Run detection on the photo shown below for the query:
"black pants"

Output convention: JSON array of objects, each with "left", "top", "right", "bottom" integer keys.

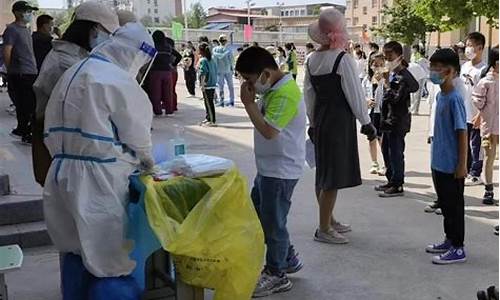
[
  {"left": 184, "top": 68, "right": 196, "bottom": 96},
  {"left": 202, "top": 89, "right": 215, "bottom": 123},
  {"left": 432, "top": 169, "right": 465, "bottom": 247},
  {"left": 292, "top": 74, "right": 297, "bottom": 81},
  {"left": 8, "top": 74, "right": 37, "bottom": 136},
  {"left": 381, "top": 131, "right": 406, "bottom": 186}
]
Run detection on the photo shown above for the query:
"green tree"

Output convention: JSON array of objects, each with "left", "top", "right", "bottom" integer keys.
[
  {"left": 188, "top": 2, "right": 207, "bottom": 29},
  {"left": 372, "top": 0, "right": 431, "bottom": 45},
  {"left": 469, "top": 0, "right": 499, "bottom": 27},
  {"left": 311, "top": 4, "right": 322, "bottom": 15},
  {"left": 414, "top": 0, "right": 474, "bottom": 33}
]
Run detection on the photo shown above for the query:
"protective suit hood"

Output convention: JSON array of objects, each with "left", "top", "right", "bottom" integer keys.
[{"left": 93, "top": 22, "right": 156, "bottom": 78}]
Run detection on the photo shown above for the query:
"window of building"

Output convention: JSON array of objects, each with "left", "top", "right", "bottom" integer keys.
[
  {"left": 290, "top": 10, "right": 294, "bottom": 16},
  {"left": 346, "top": 18, "right": 351, "bottom": 25},
  {"left": 346, "top": 0, "right": 351, "bottom": 8},
  {"left": 363, "top": 6, "right": 367, "bottom": 14},
  {"left": 353, "top": 0, "right": 359, "bottom": 8},
  {"left": 146, "top": 0, "right": 150, "bottom": 4},
  {"left": 147, "top": 8, "right": 151, "bottom": 13},
  {"left": 300, "top": 9, "right": 305, "bottom": 16},
  {"left": 372, "top": 0, "right": 377, "bottom": 8},
  {"left": 281, "top": 10, "right": 284, "bottom": 16},
  {"left": 285, "top": 10, "right": 289, "bottom": 16},
  {"left": 372, "top": 16, "right": 377, "bottom": 25},
  {"left": 154, "top": 17, "right": 159, "bottom": 23},
  {"left": 154, "top": 0, "right": 157, "bottom": 6},
  {"left": 353, "top": 17, "right": 358, "bottom": 25},
  {"left": 154, "top": 8, "right": 158, "bottom": 14}
]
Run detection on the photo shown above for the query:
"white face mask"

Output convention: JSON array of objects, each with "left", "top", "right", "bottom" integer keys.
[
  {"left": 89, "top": 28, "right": 110, "bottom": 49},
  {"left": 22, "top": 12, "right": 32, "bottom": 23},
  {"left": 254, "top": 73, "right": 271, "bottom": 95},
  {"left": 385, "top": 56, "right": 401, "bottom": 71},
  {"left": 465, "top": 46, "right": 476, "bottom": 60}
]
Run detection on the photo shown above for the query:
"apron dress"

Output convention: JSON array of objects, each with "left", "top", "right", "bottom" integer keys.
[{"left": 307, "top": 51, "right": 362, "bottom": 190}]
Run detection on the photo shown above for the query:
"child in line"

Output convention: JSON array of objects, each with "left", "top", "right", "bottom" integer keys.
[
  {"left": 362, "top": 53, "right": 386, "bottom": 175},
  {"left": 461, "top": 32, "right": 487, "bottom": 186},
  {"left": 236, "top": 46, "right": 305, "bottom": 297},
  {"left": 198, "top": 43, "right": 217, "bottom": 127},
  {"left": 472, "top": 46, "right": 499, "bottom": 205},
  {"left": 425, "top": 48, "right": 468, "bottom": 265},
  {"left": 375, "top": 41, "right": 419, "bottom": 197},
  {"left": 285, "top": 43, "right": 298, "bottom": 80}
]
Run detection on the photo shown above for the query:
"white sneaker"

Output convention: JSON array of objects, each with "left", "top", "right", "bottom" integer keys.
[
  {"left": 377, "top": 166, "right": 386, "bottom": 176},
  {"left": 314, "top": 228, "right": 349, "bottom": 244},
  {"left": 369, "top": 162, "right": 379, "bottom": 174},
  {"left": 332, "top": 221, "right": 352, "bottom": 233},
  {"left": 465, "top": 176, "right": 483, "bottom": 186}
]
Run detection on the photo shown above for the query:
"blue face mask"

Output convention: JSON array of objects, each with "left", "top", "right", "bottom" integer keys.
[
  {"left": 89, "top": 29, "right": 110, "bottom": 49},
  {"left": 22, "top": 12, "right": 32, "bottom": 23},
  {"left": 430, "top": 71, "right": 445, "bottom": 85}
]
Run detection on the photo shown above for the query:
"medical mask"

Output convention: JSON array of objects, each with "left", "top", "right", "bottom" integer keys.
[
  {"left": 385, "top": 56, "right": 401, "bottom": 71},
  {"left": 465, "top": 46, "right": 476, "bottom": 60},
  {"left": 89, "top": 29, "right": 110, "bottom": 49},
  {"left": 430, "top": 71, "right": 445, "bottom": 85},
  {"left": 254, "top": 73, "right": 271, "bottom": 95},
  {"left": 22, "top": 12, "right": 32, "bottom": 23},
  {"left": 371, "top": 66, "right": 384, "bottom": 73}
]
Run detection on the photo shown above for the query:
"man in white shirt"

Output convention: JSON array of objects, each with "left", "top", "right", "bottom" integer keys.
[{"left": 460, "top": 32, "right": 487, "bottom": 186}]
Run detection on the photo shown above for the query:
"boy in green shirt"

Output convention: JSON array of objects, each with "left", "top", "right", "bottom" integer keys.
[{"left": 236, "top": 46, "right": 306, "bottom": 297}]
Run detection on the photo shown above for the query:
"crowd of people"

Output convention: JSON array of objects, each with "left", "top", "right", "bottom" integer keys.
[{"left": 1, "top": 1, "right": 498, "bottom": 299}]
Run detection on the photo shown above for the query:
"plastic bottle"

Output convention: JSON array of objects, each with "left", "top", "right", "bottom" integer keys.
[{"left": 169, "top": 124, "right": 186, "bottom": 158}]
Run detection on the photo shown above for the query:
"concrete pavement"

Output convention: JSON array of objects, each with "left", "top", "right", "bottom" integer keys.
[{"left": 0, "top": 71, "right": 498, "bottom": 300}]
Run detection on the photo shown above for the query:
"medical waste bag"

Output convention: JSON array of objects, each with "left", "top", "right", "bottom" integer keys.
[{"left": 142, "top": 167, "right": 264, "bottom": 300}]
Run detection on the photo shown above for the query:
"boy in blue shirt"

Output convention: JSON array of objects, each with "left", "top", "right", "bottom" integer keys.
[{"left": 425, "top": 48, "right": 468, "bottom": 264}]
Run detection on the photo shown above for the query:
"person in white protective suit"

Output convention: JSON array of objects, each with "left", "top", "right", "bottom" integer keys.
[{"left": 43, "top": 22, "right": 157, "bottom": 278}]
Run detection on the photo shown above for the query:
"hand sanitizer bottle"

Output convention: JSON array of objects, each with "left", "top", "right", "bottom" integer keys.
[{"left": 170, "top": 124, "right": 186, "bottom": 157}]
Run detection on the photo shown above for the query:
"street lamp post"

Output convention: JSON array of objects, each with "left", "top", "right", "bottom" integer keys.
[
  {"left": 246, "top": 0, "right": 256, "bottom": 25},
  {"left": 277, "top": 2, "right": 284, "bottom": 45},
  {"left": 183, "top": 0, "right": 188, "bottom": 42}
]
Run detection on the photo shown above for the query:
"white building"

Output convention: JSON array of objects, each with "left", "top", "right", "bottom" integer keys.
[{"left": 132, "top": 0, "right": 182, "bottom": 25}]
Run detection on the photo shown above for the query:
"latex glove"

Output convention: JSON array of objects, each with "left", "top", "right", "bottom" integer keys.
[{"left": 360, "top": 123, "right": 377, "bottom": 141}]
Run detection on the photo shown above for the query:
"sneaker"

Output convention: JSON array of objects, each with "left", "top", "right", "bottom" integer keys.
[
  {"left": 432, "top": 247, "right": 466, "bottom": 265},
  {"left": 374, "top": 183, "right": 391, "bottom": 192},
  {"left": 435, "top": 208, "right": 443, "bottom": 215},
  {"left": 465, "top": 176, "right": 483, "bottom": 186},
  {"left": 199, "top": 119, "right": 209, "bottom": 126},
  {"left": 252, "top": 270, "right": 292, "bottom": 298},
  {"left": 313, "top": 228, "right": 349, "bottom": 244},
  {"left": 495, "top": 225, "right": 499, "bottom": 236},
  {"left": 204, "top": 122, "right": 217, "bottom": 127},
  {"left": 286, "top": 245, "right": 303, "bottom": 274},
  {"left": 424, "top": 201, "right": 439, "bottom": 213},
  {"left": 377, "top": 166, "right": 386, "bottom": 176},
  {"left": 483, "top": 191, "right": 494, "bottom": 205},
  {"left": 216, "top": 101, "right": 225, "bottom": 107},
  {"left": 369, "top": 162, "right": 379, "bottom": 174},
  {"left": 9, "top": 128, "right": 23, "bottom": 139},
  {"left": 426, "top": 239, "right": 452, "bottom": 254},
  {"left": 332, "top": 221, "right": 352, "bottom": 233},
  {"left": 379, "top": 186, "right": 404, "bottom": 198},
  {"left": 20, "top": 134, "right": 32, "bottom": 145}
]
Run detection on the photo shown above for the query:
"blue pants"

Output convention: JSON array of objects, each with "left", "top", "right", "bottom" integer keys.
[
  {"left": 251, "top": 174, "right": 298, "bottom": 274},
  {"left": 217, "top": 72, "right": 235, "bottom": 105},
  {"left": 382, "top": 131, "right": 406, "bottom": 186},
  {"left": 467, "top": 123, "right": 483, "bottom": 177}
]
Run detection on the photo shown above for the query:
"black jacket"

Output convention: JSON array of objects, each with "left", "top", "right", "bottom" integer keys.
[
  {"left": 32, "top": 31, "right": 53, "bottom": 71},
  {"left": 380, "top": 67, "right": 419, "bottom": 133}
]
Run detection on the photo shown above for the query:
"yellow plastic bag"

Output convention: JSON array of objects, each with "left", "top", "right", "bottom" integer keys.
[{"left": 142, "top": 168, "right": 264, "bottom": 300}]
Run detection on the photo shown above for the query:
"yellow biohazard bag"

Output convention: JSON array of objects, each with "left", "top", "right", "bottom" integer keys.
[{"left": 142, "top": 168, "right": 264, "bottom": 300}]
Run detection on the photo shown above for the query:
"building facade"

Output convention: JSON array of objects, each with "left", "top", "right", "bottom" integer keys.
[
  {"left": 254, "top": 2, "right": 345, "bottom": 33},
  {"left": 133, "top": 0, "right": 181, "bottom": 25},
  {"left": 344, "top": 0, "right": 392, "bottom": 43}
]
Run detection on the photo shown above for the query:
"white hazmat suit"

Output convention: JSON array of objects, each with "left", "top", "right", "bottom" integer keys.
[{"left": 43, "top": 22, "right": 156, "bottom": 277}]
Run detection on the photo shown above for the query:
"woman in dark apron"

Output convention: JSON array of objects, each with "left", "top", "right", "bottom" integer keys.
[{"left": 305, "top": 8, "right": 376, "bottom": 244}]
